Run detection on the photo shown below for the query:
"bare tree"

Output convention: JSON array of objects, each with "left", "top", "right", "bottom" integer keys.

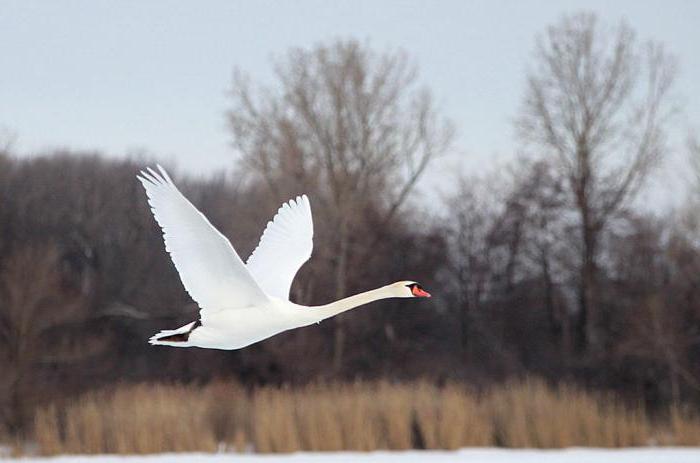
[
  {"left": 445, "top": 160, "right": 577, "bottom": 375},
  {"left": 0, "top": 243, "right": 87, "bottom": 434},
  {"left": 608, "top": 211, "right": 700, "bottom": 404},
  {"left": 228, "top": 39, "right": 454, "bottom": 371},
  {"left": 496, "top": 160, "right": 576, "bottom": 358},
  {"left": 445, "top": 176, "right": 499, "bottom": 358},
  {"left": 518, "top": 12, "right": 676, "bottom": 354}
]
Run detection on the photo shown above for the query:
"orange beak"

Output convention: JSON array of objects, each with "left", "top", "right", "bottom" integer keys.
[{"left": 412, "top": 286, "right": 431, "bottom": 298}]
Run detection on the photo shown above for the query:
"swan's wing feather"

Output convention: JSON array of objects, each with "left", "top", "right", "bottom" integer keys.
[
  {"left": 138, "top": 166, "right": 268, "bottom": 315},
  {"left": 246, "top": 195, "right": 313, "bottom": 300}
]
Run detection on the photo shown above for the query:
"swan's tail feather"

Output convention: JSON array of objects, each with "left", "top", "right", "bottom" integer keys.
[{"left": 149, "top": 320, "right": 201, "bottom": 347}]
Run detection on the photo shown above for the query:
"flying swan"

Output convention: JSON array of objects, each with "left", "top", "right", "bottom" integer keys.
[{"left": 138, "top": 165, "right": 431, "bottom": 350}]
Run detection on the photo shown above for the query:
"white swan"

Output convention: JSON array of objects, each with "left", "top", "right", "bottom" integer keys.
[{"left": 138, "top": 165, "right": 431, "bottom": 350}]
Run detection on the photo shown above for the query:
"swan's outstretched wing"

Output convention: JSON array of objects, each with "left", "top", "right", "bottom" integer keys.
[
  {"left": 246, "top": 195, "right": 313, "bottom": 300},
  {"left": 138, "top": 166, "right": 268, "bottom": 314}
]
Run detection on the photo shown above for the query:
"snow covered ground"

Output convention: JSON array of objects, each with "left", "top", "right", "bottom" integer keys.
[{"left": 4, "top": 448, "right": 700, "bottom": 462}]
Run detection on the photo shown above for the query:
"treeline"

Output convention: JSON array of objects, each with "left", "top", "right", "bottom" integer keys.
[
  {"left": 0, "top": 152, "right": 445, "bottom": 436},
  {"left": 1, "top": 12, "right": 699, "bottom": 440},
  {"left": 1, "top": 147, "right": 699, "bottom": 439}
]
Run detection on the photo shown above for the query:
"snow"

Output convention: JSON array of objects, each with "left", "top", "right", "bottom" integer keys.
[{"left": 4, "top": 448, "right": 700, "bottom": 462}]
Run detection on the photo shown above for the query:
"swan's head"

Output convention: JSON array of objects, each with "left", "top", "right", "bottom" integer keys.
[{"left": 390, "top": 281, "right": 431, "bottom": 298}]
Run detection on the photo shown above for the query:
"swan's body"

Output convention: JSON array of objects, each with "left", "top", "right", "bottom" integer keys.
[{"left": 138, "top": 166, "right": 431, "bottom": 350}]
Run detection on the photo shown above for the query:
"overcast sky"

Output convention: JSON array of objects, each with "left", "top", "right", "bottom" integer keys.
[{"left": 1, "top": 0, "right": 698, "bottom": 206}]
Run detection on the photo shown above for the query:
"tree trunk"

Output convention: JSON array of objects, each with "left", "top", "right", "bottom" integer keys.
[
  {"left": 542, "top": 248, "right": 556, "bottom": 337},
  {"left": 576, "top": 213, "right": 598, "bottom": 356},
  {"left": 459, "top": 285, "right": 470, "bottom": 359}
]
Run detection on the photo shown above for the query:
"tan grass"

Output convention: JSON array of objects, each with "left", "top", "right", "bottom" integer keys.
[
  {"left": 29, "top": 378, "right": 700, "bottom": 455},
  {"left": 666, "top": 405, "right": 700, "bottom": 445},
  {"left": 334, "top": 382, "right": 382, "bottom": 450},
  {"left": 32, "top": 404, "right": 62, "bottom": 455},
  {"left": 293, "top": 383, "right": 345, "bottom": 451},
  {"left": 486, "top": 379, "right": 655, "bottom": 448}
]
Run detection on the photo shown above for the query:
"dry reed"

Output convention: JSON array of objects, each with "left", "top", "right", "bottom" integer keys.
[{"left": 28, "top": 379, "right": 700, "bottom": 455}]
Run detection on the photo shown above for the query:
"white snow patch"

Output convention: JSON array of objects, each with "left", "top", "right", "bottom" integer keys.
[{"left": 3, "top": 448, "right": 700, "bottom": 462}]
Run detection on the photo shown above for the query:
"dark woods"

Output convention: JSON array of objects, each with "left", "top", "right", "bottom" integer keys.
[
  {"left": 0, "top": 152, "right": 447, "bottom": 436},
  {"left": 1, "top": 13, "right": 699, "bottom": 437}
]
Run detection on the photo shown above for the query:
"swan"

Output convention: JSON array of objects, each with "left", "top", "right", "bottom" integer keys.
[{"left": 138, "top": 165, "right": 431, "bottom": 350}]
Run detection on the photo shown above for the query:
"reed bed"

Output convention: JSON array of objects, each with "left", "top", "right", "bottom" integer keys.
[{"left": 29, "top": 379, "right": 700, "bottom": 455}]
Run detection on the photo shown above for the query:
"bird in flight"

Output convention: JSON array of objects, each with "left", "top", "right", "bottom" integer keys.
[{"left": 138, "top": 165, "right": 431, "bottom": 350}]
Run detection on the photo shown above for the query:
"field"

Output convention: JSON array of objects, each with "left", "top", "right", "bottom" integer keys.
[{"left": 6, "top": 379, "right": 696, "bottom": 457}]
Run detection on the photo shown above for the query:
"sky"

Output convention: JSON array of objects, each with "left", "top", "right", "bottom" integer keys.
[{"left": 1, "top": 0, "right": 699, "bottom": 206}]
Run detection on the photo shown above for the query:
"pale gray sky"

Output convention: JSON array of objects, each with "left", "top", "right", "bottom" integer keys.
[{"left": 1, "top": 0, "right": 698, "bottom": 205}]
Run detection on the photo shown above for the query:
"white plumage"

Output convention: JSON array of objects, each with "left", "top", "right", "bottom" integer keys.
[
  {"left": 246, "top": 195, "right": 313, "bottom": 300},
  {"left": 138, "top": 165, "right": 431, "bottom": 350}
]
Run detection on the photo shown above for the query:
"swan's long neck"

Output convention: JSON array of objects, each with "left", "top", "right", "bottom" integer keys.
[{"left": 310, "top": 286, "right": 397, "bottom": 321}]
